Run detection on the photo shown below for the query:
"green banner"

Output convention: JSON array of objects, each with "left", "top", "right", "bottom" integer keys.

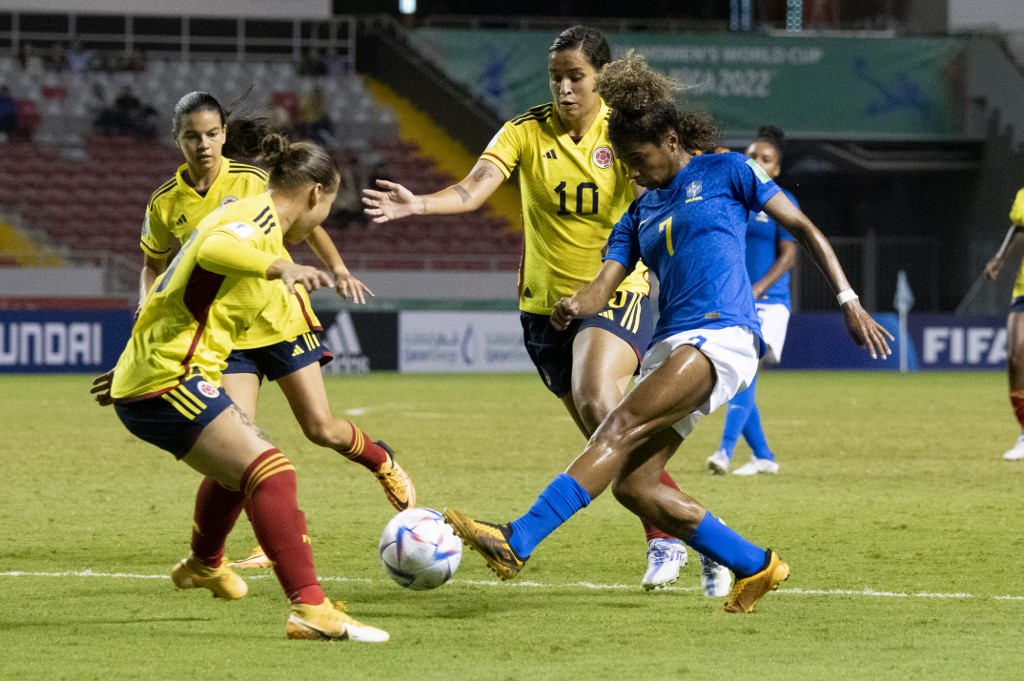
[{"left": 409, "top": 28, "right": 967, "bottom": 140}]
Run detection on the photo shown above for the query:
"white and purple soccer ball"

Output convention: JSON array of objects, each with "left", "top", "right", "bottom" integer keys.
[{"left": 379, "top": 508, "right": 462, "bottom": 590}]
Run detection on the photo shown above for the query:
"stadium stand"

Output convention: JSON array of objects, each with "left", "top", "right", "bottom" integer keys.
[{"left": 0, "top": 55, "right": 521, "bottom": 284}]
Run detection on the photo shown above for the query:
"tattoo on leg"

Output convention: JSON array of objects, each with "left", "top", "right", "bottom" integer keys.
[
  {"left": 453, "top": 185, "right": 472, "bottom": 203},
  {"left": 231, "top": 404, "right": 271, "bottom": 443}
]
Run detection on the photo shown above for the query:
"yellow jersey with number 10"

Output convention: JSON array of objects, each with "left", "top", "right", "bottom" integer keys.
[
  {"left": 141, "top": 156, "right": 320, "bottom": 349},
  {"left": 481, "top": 99, "right": 650, "bottom": 316}
]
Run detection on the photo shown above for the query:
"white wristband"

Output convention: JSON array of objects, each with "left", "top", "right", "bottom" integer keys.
[{"left": 837, "top": 289, "right": 858, "bottom": 306}]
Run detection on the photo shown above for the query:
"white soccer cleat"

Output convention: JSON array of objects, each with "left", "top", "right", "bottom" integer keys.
[
  {"left": 732, "top": 458, "right": 780, "bottom": 476},
  {"left": 642, "top": 538, "right": 686, "bottom": 591},
  {"left": 1003, "top": 435, "right": 1024, "bottom": 461},
  {"left": 707, "top": 449, "right": 730, "bottom": 475},
  {"left": 700, "top": 553, "right": 733, "bottom": 597}
]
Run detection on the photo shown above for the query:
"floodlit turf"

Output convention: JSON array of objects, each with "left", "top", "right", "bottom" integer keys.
[{"left": 2, "top": 370, "right": 1024, "bottom": 679}]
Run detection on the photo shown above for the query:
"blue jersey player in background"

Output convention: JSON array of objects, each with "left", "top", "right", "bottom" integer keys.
[
  {"left": 442, "top": 52, "right": 892, "bottom": 615},
  {"left": 708, "top": 126, "right": 798, "bottom": 478}
]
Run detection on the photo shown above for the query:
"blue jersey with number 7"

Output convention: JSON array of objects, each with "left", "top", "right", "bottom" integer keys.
[{"left": 605, "top": 152, "right": 780, "bottom": 345}]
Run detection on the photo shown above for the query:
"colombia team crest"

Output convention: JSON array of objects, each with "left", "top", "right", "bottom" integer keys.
[
  {"left": 592, "top": 146, "right": 614, "bottom": 169},
  {"left": 196, "top": 381, "right": 220, "bottom": 399},
  {"left": 220, "top": 195, "right": 239, "bottom": 206}
]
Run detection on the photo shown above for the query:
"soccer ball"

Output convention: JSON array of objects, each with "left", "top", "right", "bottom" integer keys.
[{"left": 379, "top": 508, "right": 462, "bottom": 590}]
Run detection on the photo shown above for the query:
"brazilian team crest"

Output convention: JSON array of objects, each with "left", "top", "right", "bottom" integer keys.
[{"left": 592, "top": 146, "right": 614, "bottom": 169}]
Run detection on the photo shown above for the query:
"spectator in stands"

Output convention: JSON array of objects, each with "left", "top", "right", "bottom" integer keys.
[
  {"left": 19, "top": 43, "right": 46, "bottom": 75},
  {"left": 0, "top": 85, "right": 17, "bottom": 141},
  {"left": 297, "top": 86, "right": 334, "bottom": 142},
  {"left": 98, "top": 85, "right": 157, "bottom": 137},
  {"left": 363, "top": 26, "right": 698, "bottom": 592},
  {"left": 62, "top": 40, "right": 93, "bottom": 73},
  {"left": 298, "top": 48, "right": 327, "bottom": 76},
  {"left": 332, "top": 149, "right": 365, "bottom": 225},
  {"left": 323, "top": 48, "right": 349, "bottom": 79}
]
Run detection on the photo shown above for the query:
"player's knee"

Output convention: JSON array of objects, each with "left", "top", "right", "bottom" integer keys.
[
  {"left": 573, "top": 393, "right": 617, "bottom": 433},
  {"left": 610, "top": 476, "right": 644, "bottom": 513},
  {"left": 299, "top": 414, "right": 343, "bottom": 447}
]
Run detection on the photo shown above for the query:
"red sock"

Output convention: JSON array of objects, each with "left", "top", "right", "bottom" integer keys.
[
  {"left": 190, "top": 476, "right": 245, "bottom": 568},
  {"left": 1011, "top": 389, "right": 1024, "bottom": 430},
  {"left": 339, "top": 421, "right": 388, "bottom": 471},
  {"left": 241, "top": 449, "right": 324, "bottom": 605},
  {"left": 644, "top": 470, "right": 683, "bottom": 542}
]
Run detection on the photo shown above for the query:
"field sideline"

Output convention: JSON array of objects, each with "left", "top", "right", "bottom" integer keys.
[{"left": 2, "top": 371, "right": 1023, "bottom": 680}]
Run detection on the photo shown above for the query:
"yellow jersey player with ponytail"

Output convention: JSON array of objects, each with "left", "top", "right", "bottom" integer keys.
[
  {"left": 97, "top": 91, "right": 415, "bottom": 571},
  {"left": 95, "top": 136, "right": 390, "bottom": 641},
  {"left": 363, "top": 26, "right": 711, "bottom": 591}
]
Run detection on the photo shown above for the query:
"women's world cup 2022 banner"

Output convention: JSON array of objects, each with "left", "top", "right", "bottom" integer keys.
[{"left": 409, "top": 28, "right": 968, "bottom": 140}]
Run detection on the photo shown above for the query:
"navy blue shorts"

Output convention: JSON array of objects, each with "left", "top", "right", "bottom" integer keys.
[
  {"left": 114, "top": 375, "right": 235, "bottom": 459},
  {"left": 1011, "top": 296, "right": 1024, "bottom": 313},
  {"left": 224, "top": 331, "right": 333, "bottom": 382},
  {"left": 522, "top": 290, "right": 654, "bottom": 397}
]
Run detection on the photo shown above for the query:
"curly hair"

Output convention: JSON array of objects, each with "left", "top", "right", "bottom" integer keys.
[{"left": 595, "top": 50, "right": 718, "bottom": 152}]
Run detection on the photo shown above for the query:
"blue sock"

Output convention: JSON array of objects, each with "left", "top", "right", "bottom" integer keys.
[
  {"left": 742, "top": 403, "right": 775, "bottom": 461},
  {"left": 685, "top": 512, "right": 766, "bottom": 578},
  {"left": 718, "top": 378, "right": 757, "bottom": 458},
  {"left": 508, "top": 473, "right": 591, "bottom": 558}
]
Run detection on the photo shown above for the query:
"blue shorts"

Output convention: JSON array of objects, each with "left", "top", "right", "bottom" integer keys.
[
  {"left": 114, "top": 375, "right": 235, "bottom": 459},
  {"left": 1011, "top": 296, "right": 1024, "bottom": 313},
  {"left": 224, "top": 332, "right": 333, "bottom": 382},
  {"left": 522, "top": 290, "right": 654, "bottom": 397}
]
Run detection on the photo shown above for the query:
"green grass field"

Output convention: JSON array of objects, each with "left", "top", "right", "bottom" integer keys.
[{"left": 3, "top": 371, "right": 1024, "bottom": 680}]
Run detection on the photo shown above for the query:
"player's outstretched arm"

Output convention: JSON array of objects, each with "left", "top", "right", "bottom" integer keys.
[
  {"left": 763, "top": 192, "right": 893, "bottom": 360},
  {"left": 362, "top": 159, "right": 504, "bottom": 224},
  {"left": 302, "top": 226, "right": 373, "bottom": 303},
  {"left": 551, "top": 261, "right": 628, "bottom": 332}
]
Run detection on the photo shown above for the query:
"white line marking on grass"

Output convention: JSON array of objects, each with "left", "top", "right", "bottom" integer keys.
[
  {"left": 0, "top": 571, "right": 1013, "bottom": 602},
  {"left": 343, "top": 407, "right": 370, "bottom": 416}
]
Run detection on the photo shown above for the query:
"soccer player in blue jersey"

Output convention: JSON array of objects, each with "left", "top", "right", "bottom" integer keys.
[
  {"left": 707, "top": 126, "right": 797, "bottom": 479},
  {"left": 443, "top": 52, "right": 892, "bottom": 614}
]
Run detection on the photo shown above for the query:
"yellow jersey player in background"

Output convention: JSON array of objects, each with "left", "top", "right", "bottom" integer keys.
[
  {"left": 984, "top": 188, "right": 1024, "bottom": 460},
  {"left": 363, "top": 26, "right": 714, "bottom": 591},
  {"left": 108, "top": 91, "right": 415, "bottom": 569},
  {"left": 92, "top": 135, "right": 389, "bottom": 642}
]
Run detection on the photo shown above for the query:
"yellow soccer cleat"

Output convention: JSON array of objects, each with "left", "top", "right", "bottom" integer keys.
[
  {"left": 171, "top": 556, "right": 248, "bottom": 600},
  {"left": 723, "top": 550, "right": 790, "bottom": 614},
  {"left": 228, "top": 546, "right": 274, "bottom": 570},
  {"left": 286, "top": 600, "right": 390, "bottom": 642},
  {"left": 442, "top": 507, "right": 525, "bottom": 580},
  {"left": 374, "top": 441, "right": 417, "bottom": 511}
]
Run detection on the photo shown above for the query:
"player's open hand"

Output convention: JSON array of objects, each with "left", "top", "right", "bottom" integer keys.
[
  {"left": 362, "top": 179, "right": 418, "bottom": 224},
  {"left": 91, "top": 369, "right": 114, "bottom": 406},
  {"left": 841, "top": 301, "right": 894, "bottom": 360},
  {"left": 333, "top": 266, "right": 374, "bottom": 304}
]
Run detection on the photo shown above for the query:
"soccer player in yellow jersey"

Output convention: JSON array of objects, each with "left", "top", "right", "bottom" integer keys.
[
  {"left": 94, "top": 136, "right": 388, "bottom": 641},
  {"left": 984, "top": 187, "right": 1024, "bottom": 459},
  {"left": 363, "top": 26, "right": 696, "bottom": 590},
  {"left": 123, "top": 92, "right": 415, "bottom": 568}
]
